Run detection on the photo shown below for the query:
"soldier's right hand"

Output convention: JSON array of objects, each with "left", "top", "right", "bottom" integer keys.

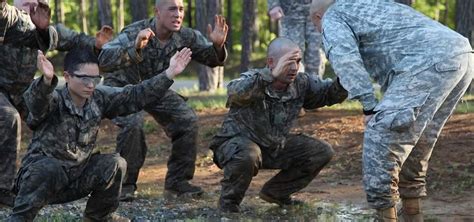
[
  {"left": 268, "top": 6, "right": 284, "bottom": 21},
  {"left": 165, "top": 48, "right": 192, "bottom": 79},
  {"left": 271, "top": 49, "right": 300, "bottom": 78},
  {"left": 135, "top": 28, "right": 155, "bottom": 50},
  {"left": 30, "top": 2, "right": 51, "bottom": 30},
  {"left": 37, "top": 50, "right": 55, "bottom": 85}
]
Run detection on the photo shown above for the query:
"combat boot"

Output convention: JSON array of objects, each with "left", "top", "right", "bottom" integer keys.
[
  {"left": 163, "top": 181, "right": 204, "bottom": 198},
  {"left": 259, "top": 191, "right": 305, "bottom": 207},
  {"left": 119, "top": 184, "right": 137, "bottom": 202},
  {"left": 399, "top": 198, "right": 423, "bottom": 222},
  {"left": 376, "top": 207, "right": 397, "bottom": 222}
]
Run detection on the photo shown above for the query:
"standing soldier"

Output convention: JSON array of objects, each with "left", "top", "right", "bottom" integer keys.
[
  {"left": 99, "top": 0, "right": 228, "bottom": 200},
  {"left": 267, "top": 0, "right": 325, "bottom": 78},
  {"left": 210, "top": 38, "right": 347, "bottom": 213},
  {"left": 0, "top": 0, "right": 57, "bottom": 207},
  {"left": 311, "top": 0, "right": 473, "bottom": 221},
  {"left": 9, "top": 47, "right": 192, "bottom": 222}
]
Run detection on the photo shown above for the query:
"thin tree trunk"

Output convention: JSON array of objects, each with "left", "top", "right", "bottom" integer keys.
[
  {"left": 187, "top": 0, "right": 193, "bottom": 27},
  {"left": 54, "top": 0, "right": 64, "bottom": 24},
  {"left": 98, "top": 0, "right": 113, "bottom": 27},
  {"left": 117, "top": 0, "right": 124, "bottom": 31},
  {"left": 226, "top": 0, "right": 232, "bottom": 53},
  {"left": 131, "top": 0, "right": 149, "bottom": 22},
  {"left": 79, "top": 0, "right": 88, "bottom": 33},
  {"left": 455, "top": 0, "right": 474, "bottom": 93},
  {"left": 240, "top": 0, "right": 256, "bottom": 73}
]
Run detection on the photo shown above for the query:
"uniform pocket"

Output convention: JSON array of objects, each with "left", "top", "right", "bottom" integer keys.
[{"left": 435, "top": 58, "right": 462, "bottom": 73}]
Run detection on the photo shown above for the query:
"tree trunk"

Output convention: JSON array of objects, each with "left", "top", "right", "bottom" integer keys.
[
  {"left": 455, "top": 0, "right": 474, "bottom": 93},
  {"left": 240, "top": 0, "right": 256, "bottom": 73},
  {"left": 251, "top": 3, "right": 259, "bottom": 52},
  {"left": 187, "top": 0, "right": 193, "bottom": 27},
  {"left": 54, "top": 0, "right": 64, "bottom": 24},
  {"left": 98, "top": 0, "right": 113, "bottom": 27},
  {"left": 80, "top": 0, "right": 88, "bottom": 33},
  {"left": 195, "top": 0, "right": 225, "bottom": 92},
  {"left": 117, "top": 0, "right": 125, "bottom": 31},
  {"left": 131, "top": 0, "right": 149, "bottom": 22},
  {"left": 395, "top": 0, "right": 414, "bottom": 6},
  {"left": 226, "top": 0, "right": 232, "bottom": 53}
]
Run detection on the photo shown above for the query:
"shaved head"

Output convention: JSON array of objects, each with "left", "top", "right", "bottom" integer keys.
[
  {"left": 267, "top": 37, "right": 299, "bottom": 59},
  {"left": 155, "top": 0, "right": 177, "bottom": 7}
]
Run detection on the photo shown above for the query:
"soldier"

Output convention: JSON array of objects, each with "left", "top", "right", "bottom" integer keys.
[
  {"left": 8, "top": 47, "right": 192, "bottom": 222},
  {"left": 310, "top": 0, "right": 474, "bottom": 221},
  {"left": 0, "top": 0, "right": 56, "bottom": 207},
  {"left": 210, "top": 37, "right": 347, "bottom": 213},
  {"left": 267, "top": 0, "right": 325, "bottom": 78},
  {"left": 98, "top": 0, "right": 228, "bottom": 200},
  {"left": 0, "top": 0, "right": 113, "bottom": 208}
]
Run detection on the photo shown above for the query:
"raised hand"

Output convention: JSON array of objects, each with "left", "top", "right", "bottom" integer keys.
[
  {"left": 165, "top": 47, "right": 192, "bottom": 79},
  {"left": 30, "top": 3, "right": 51, "bottom": 30},
  {"left": 37, "top": 50, "right": 55, "bottom": 85},
  {"left": 271, "top": 49, "right": 300, "bottom": 78},
  {"left": 207, "top": 15, "right": 228, "bottom": 49},
  {"left": 95, "top": 25, "right": 114, "bottom": 49},
  {"left": 135, "top": 28, "right": 155, "bottom": 50},
  {"left": 268, "top": 6, "right": 284, "bottom": 21}
]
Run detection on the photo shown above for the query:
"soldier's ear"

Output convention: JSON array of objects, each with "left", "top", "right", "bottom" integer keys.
[
  {"left": 64, "top": 71, "right": 70, "bottom": 82},
  {"left": 154, "top": 6, "right": 160, "bottom": 17},
  {"left": 267, "top": 57, "right": 275, "bottom": 69}
]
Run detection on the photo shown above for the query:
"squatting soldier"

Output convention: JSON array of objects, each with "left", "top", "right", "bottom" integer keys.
[
  {"left": 0, "top": 0, "right": 113, "bottom": 208},
  {"left": 210, "top": 38, "right": 347, "bottom": 213},
  {"left": 267, "top": 0, "right": 325, "bottom": 78},
  {"left": 311, "top": 0, "right": 474, "bottom": 221},
  {"left": 0, "top": 0, "right": 57, "bottom": 207},
  {"left": 8, "top": 47, "right": 193, "bottom": 222},
  {"left": 98, "top": 0, "right": 228, "bottom": 200}
]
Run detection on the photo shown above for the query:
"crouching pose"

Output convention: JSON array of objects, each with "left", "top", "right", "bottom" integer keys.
[
  {"left": 210, "top": 37, "right": 348, "bottom": 213},
  {"left": 8, "top": 47, "right": 192, "bottom": 222}
]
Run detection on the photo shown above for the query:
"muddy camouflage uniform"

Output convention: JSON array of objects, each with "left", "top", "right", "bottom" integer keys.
[
  {"left": 322, "top": 0, "right": 474, "bottom": 209},
  {"left": 267, "top": 0, "right": 324, "bottom": 77},
  {"left": 0, "top": 2, "right": 57, "bottom": 201},
  {"left": 9, "top": 72, "right": 174, "bottom": 221},
  {"left": 98, "top": 17, "right": 226, "bottom": 193},
  {"left": 210, "top": 68, "right": 347, "bottom": 209}
]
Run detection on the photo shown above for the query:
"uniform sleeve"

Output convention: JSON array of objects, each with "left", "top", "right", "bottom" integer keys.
[
  {"left": 322, "top": 12, "right": 378, "bottom": 111},
  {"left": 23, "top": 76, "right": 59, "bottom": 128},
  {"left": 227, "top": 69, "right": 272, "bottom": 107},
  {"left": 54, "top": 23, "right": 96, "bottom": 53},
  {"left": 303, "top": 74, "right": 347, "bottom": 109},
  {"left": 0, "top": 3, "right": 36, "bottom": 42},
  {"left": 98, "top": 31, "right": 142, "bottom": 72},
  {"left": 267, "top": 0, "right": 281, "bottom": 11},
  {"left": 98, "top": 73, "right": 173, "bottom": 119},
  {"left": 188, "top": 29, "right": 227, "bottom": 67}
]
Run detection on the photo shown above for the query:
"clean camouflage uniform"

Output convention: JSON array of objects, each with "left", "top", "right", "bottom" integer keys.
[
  {"left": 267, "top": 0, "right": 325, "bottom": 77},
  {"left": 9, "top": 71, "right": 175, "bottom": 221},
  {"left": 321, "top": 0, "right": 474, "bottom": 209},
  {"left": 210, "top": 68, "right": 347, "bottom": 209},
  {"left": 98, "top": 17, "right": 226, "bottom": 193},
  {"left": 0, "top": 2, "right": 57, "bottom": 203}
]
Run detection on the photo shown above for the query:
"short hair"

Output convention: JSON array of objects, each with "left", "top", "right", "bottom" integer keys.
[
  {"left": 64, "top": 48, "right": 99, "bottom": 74},
  {"left": 267, "top": 37, "right": 299, "bottom": 59}
]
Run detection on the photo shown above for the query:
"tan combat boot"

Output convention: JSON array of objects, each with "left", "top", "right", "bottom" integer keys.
[
  {"left": 399, "top": 198, "right": 423, "bottom": 222},
  {"left": 376, "top": 207, "right": 397, "bottom": 222}
]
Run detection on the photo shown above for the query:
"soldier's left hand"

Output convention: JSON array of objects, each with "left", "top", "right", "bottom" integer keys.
[
  {"left": 95, "top": 25, "right": 114, "bottom": 49},
  {"left": 208, "top": 15, "right": 228, "bottom": 49},
  {"left": 30, "top": 2, "right": 51, "bottom": 30}
]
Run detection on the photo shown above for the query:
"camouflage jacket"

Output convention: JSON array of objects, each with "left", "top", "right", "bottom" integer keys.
[
  {"left": 55, "top": 23, "right": 96, "bottom": 53},
  {"left": 267, "top": 0, "right": 313, "bottom": 20},
  {"left": 210, "top": 68, "right": 347, "bottom": 154},
  {"left": 322, "top": 0, "right": 473, "bottom": 111},
  {"left": 21, "top": 73, "right": 173, "bottom": 179},
  {"left": 99, "top": 17, "right": 226, "bottom": 84}
]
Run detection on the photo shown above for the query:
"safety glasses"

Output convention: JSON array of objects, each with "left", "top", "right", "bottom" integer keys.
[{"left": 69, "top": 72, "right": 102, "bottom": 86}]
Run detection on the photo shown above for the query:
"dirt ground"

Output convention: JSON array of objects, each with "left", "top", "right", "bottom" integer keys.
[
  {"left": 1, "top": 109, "right": 472, "bottom": 221},
  {"left": 95, "top": 109, "right": 474, "bottom": 220}
]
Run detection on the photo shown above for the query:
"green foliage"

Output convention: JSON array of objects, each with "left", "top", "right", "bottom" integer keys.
[{"left": 413, "top": 0, "right": 456, "bottom": 29}]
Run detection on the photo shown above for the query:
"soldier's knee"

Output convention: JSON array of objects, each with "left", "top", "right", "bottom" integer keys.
[
  {"left": 308, "top": 140, "right": 334, "bottom": 164},
  {"left": 229, "top": 144, "right": 260, "bottom": 175},
  {"left": 27, "top": 158, "right": 64, "bottom": 180}
]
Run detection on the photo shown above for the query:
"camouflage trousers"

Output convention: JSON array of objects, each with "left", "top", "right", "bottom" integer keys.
[
  {"left": 8, "top": 153, "right": 126, "bottom": 222},
  {"left": 363, "top": 52, "right": 474, "bottom": 209},
  {"left": 112, "top": 89, "right": 198, "bottom": 190},
  {"left": 0, "top": 92, "right": 23, "bottom": 191},
  {"left": 280, "top": 16, "right": 325, "bottom": 77},
  {"left": 213, "top": 134, "right": 334, "bottom": 207}
]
